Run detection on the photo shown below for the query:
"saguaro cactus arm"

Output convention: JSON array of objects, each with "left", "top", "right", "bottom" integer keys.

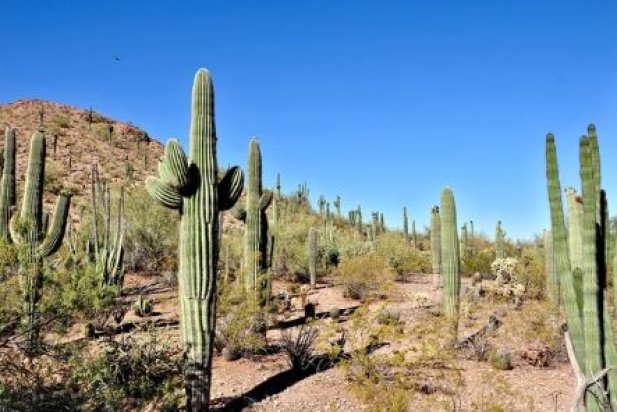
[{"left": 37, "top": 192, "right": 72, "bottom": 257}]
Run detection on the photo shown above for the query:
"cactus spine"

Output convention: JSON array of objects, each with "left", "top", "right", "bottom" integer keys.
[
  {"left": 546, "top": 130, "right": 617, "bottom": 411},
  {"left": 431, "top": 206, "right": 441, "bottom": 288},
  {"left": 146, "top": 69, "right": 244, "bottom": 411},
  {"left": 495, "top": 221, "right": 505, "bottom": 259},
  {"left": 440, "top": 188, "right": 460, "bottom": 337},
  {"left": 308, "top": 227, "right": 317, "bottom": 287},
  {"left": 10, "top": 131, "right": 71, "bottom": 353},
  {"left": 0, "top": 128, "right": 16, "bottom": 240}
]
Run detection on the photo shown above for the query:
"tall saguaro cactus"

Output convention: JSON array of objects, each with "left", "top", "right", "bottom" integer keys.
[
  {"left": 10, "top": 131, "right": 71, "bottom": 353},
  {"left": 440, "top": 188, "right": 460, "bottom": 339},
  {"left": 146, "top": 69, "right": 244, "bottom": 411},
  {"left": 234, "top": 139, "right": 273, "bottom": 301},
  {"left": 566, "top": 187, "right": 583, "bottom": 272},
  {"left": 308, "top": 227, "right": 318, "bottom": 287},
  {"left": 495, "top": 221, "right": 505, "bottom": 259},
  {"left": 546, "top": 129, "right": 617, "bottom": 411},
  {"left": 402, "top": 206, "right": 409, "bottom": 241},
  {"left": 0, "top": 127, "right": 16, "bottom": 240},
  {"left": 431, "top": 206, "right": 441, "bottom": 288}
]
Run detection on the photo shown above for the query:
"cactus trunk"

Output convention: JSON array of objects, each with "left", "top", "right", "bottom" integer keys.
[
  {"left": 146, "top": 69, "right": 243, "bottom": 411},
  {"left": 431, "top": 206, "right": 441, "bottom": 288},
  {"left": 308, "top": 227, "right": 317, "bottom": 287},
  {"left": 0, "top": 128, "right": 16, "bottom": 240},
  {"left": 440, "top": 188, "right": 460, "bottom": 338}
]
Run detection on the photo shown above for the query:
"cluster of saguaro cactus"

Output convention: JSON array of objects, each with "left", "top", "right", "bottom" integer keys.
[
  {"left": 430, "top": 205, "right": 441, "bottom": 287},
  {"left": 546, "top": 126, "right": 617, "bottom": 410},
  {"left": 89, "top": 164, "right": 126, "bottom": 287},
  {"left": 0, "top": 128, "right": 16, "bottom": 240},
  {"left": 318, "top": 195, "right": 326, "bottom": 216},
  {"left": 308, "top": 227, "right": 318, "bottom": 286},
  {"left": 233, "top": 139, "right": 273, "bottom": 304},
  {"left": 9, "top": 131, "right": 71, "bottom": 353},
  {"left": 440, "top": 188, "right": 460, "bottom": 339},
  {"left": 146, "top": 69, "right": 244, "bottom": 411},
  {"left": 495, "top": 221, "right": 505, "bottom": 259}
]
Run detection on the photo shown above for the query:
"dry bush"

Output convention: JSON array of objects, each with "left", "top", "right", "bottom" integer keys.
[
  {"left": 280, "top": 324, "right": 319, "bottom": 370},
  {"left": 336, "top": 254, "right": 388, "bottom": 300}
]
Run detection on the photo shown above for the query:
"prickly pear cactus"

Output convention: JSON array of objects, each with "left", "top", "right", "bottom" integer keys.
[{"left": 146, "top": 69, "right": 244, "bottom": 411}]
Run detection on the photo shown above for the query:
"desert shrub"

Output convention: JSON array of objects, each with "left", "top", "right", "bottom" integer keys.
[
  {"left": 123, "top": 187, "right": 178, "bottom": 275},
  {"left": 337, "top": 254, "right": 387, "bottom": 300},
  {"left": 215, "top": 283, "right": 267, "bottom": 355},
  {"left": 41, "top": 263, "right": 117, "bottom": 321},
  {"left": 462, "top": 247, "right": 494, "bottom": 277},
  {"left": 374, "top": 232, "right": 431, "bottom": 275},
  {"left": 70, "top": 330, "right": 182, "bottom": 411},
  {"left": 516, "top": 246, "right": 546, "bottom": 299},
  {"left": 0, "top": 240, "right": 19, "bottom": 281},
  {"left": 489, "top": 347, "right": 513, "bottom": 370},
  {"left": 0, "top": 275, "right": 21, "bottom": 326}
]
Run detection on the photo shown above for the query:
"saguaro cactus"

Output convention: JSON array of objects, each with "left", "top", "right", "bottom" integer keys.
[
  {"left": 440, "top": 188, "right": 460, "bottom": 338},
  {"left": 402, "top": 206, "right": 409, "bottom": 241},
  {"left": 431, "top": 206, "right": 441, "bottom": 288},
  {"left": 543, "top": 229, "right": 559, "bottom": 306},
  {"left": 566, "top": 187, "right": 583, "bottom": 272},
  {"left": 546, "top": 129, "right": 617, "bottom": 411},
  {"left": 10, "top": 131, "right": 71, "bottom": 353},
  {"left": 308, "top": 227, "right": 318, "bottom": 287},
  {"left": 234, "top": 139, "right": 273, "bottom": 301},
  {"left": 0, "top": 128, "right": 16, "bottom": 240},
  {"left": 495, "top": 221, "right": 505, "bottom": 259},
  {"left": 334, "top": 195, "right": 341, "bottom": 218},
  {"left": 146, "top": 69, "right": 244, "bottom": 411}
]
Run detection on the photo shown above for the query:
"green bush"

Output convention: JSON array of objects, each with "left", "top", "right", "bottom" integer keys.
[{"left": 70, "top": 330, "right": 182, "bottom": 411}]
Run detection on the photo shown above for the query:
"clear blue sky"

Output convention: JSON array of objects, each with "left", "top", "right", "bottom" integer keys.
[{"left": 3, "top": 1, "right": 617, "bottom": 240}]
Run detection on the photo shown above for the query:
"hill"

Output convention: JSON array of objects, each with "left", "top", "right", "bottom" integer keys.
[{"left": 0, "top": 99, "right": 164, "bottom": 219}]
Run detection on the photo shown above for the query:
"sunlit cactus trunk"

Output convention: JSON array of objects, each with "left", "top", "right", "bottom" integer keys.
[
  {"left": 308, "top": 227, "right": 317, "bottom": 287},
  {"left": 430, "top": 206, "right": 441, "bottom": 288},
  {"left": 546, "top": 129, "right": 617, "bottom": 411},
  {"left": 146, "top": 69, "right": 243, "bottom": 411},
  {"left": 440, "top": 188, "right": 460, "bottom": 338},
  {"left": 402, "top": 206, "right": 409, "bottom": 242},
  {"left": 9, "top": 131, "right": 71, "bottom": 354},
  {"left": 495, "top": 221, "right": 505, "bottom": 259},
  {"left": 0, "top": 127, "right": 16, "bottom": 240}
]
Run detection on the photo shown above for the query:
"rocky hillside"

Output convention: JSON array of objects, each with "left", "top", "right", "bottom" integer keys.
[{"left": 0, "top": 99, "right": 164, "bottom": 219}]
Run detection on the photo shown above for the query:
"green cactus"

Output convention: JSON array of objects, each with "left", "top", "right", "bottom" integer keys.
[
  {"left": 146, "top": 69, "right": 244, "bottom": 411},
  {"left": 356, "top": 205, "right": 362, "bottom": 233},
  {"left": 371, "top": 212, "right": 379, "bottom": 237},
  {"left": 334, "top": 195, "right": 341, "bottom": 218},
  {"left": 276, "top": 172, "right": 281, "bottom": 198},
  {"left": 440, "top": 188, "right": 460, "bottom": 338},
  {"left": 308, "top": 227, "right": 318, "bottom": 287},
  {"left": 380, "top": 213, "right": 385, "bottom": 232},
  {"left": 566, "top": 188, "right": 583, "bottom": 272},
  {"left": 402, "top": 207, "right": 409, "bottom": 241},
  {"left": 412, "top": 219, "right": 417, "bottom": 248},
  {"left": 469, "top": 220, "right": 474, "bottom": 242},
  {"left": 9, "top": 131, "right": 71, "bottom": 354},
  {"left": 543, "top": 229, "right": 559, "bottom": 306},
  {"left": 318, "top": 195, "right": 326, "bottom": 216},
  {"left": 495, "top": 221, "right": 505, "bottom": 259},
  {"left": 0, "top": 128, "right": 16, "bottom": 240},
  {"left": 234, "top": 139, "right": 272, "bottom": 303},
  {"left": 546, "top": 130, "right": 617, "bottom": 411},
  {"left": 89, "top": 165, "right": 125, "bottom": 287},
  {"left": 431, "top": 206, "right": 441, "bottom": 288},
  {"left": 460, "top": 223, "right": 468, "bottom": 258}
]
